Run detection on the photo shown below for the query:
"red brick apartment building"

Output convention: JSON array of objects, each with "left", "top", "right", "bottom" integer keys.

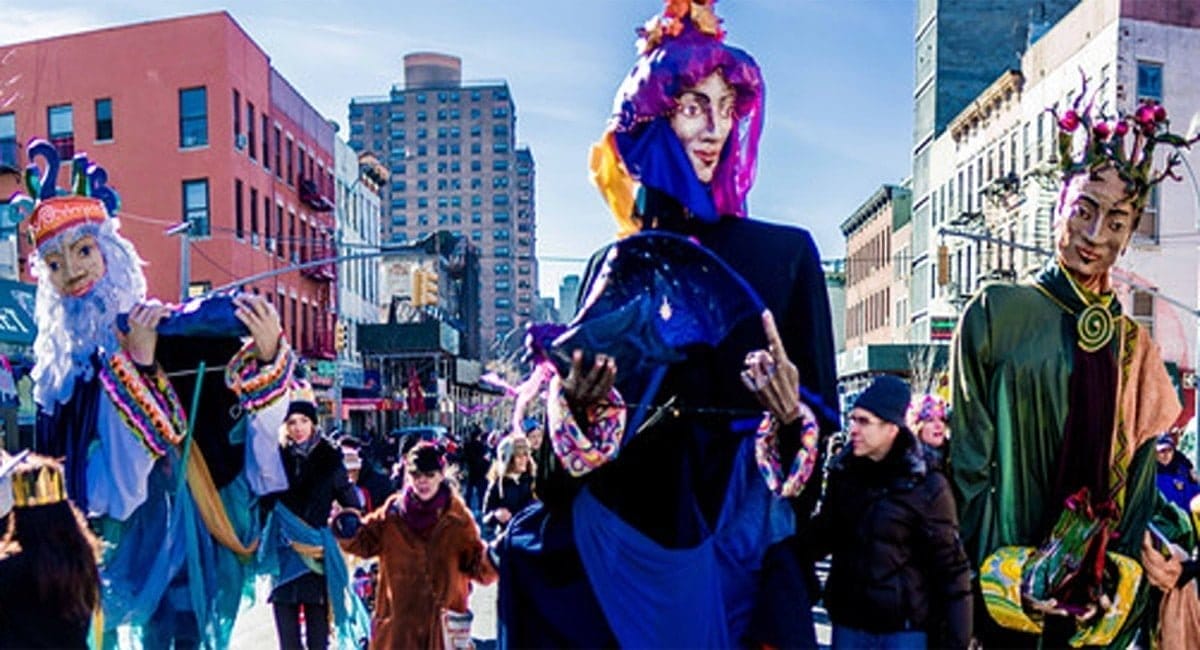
[{"left": 0, "top": 11, "right": 340, "bottom": 361}]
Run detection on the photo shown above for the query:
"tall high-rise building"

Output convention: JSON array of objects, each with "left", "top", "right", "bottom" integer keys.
[
  {"left": 348, "top": 53, "right": 536, "bottom": 358},
  {"left": 558, "top": 274, "right": 581, "bottom": 322},
  {"left": 908, "top": 0, "right": 1080, "bottom": 341}
]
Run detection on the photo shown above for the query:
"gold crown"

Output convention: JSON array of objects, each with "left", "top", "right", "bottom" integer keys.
[
  {"left": 11, "top": 462, "right": 68, "bottom": 508},
  {"left": 27, "top": 196, "right": 109, "bottom": 248}
]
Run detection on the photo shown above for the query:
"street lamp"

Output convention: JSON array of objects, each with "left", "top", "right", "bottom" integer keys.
[{"left": 164, "top": 221, "right": 192, "bottom": 302}]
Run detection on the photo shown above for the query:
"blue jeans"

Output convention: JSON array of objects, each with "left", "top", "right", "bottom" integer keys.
[{"left": 832, "top": 625, "right": 927, "bottom": 649}]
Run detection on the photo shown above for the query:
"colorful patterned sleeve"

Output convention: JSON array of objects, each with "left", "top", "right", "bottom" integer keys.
[
  {"left": 754, "top": 400, "right": 820, "bottom": 498},
  {"left": 98, "top": 350, "right": 188, "bottom": 460},
  {"left": 546, "top": 375, "right": 626, "bottom": 477},
  {"left": 223, "top": 339, "right": 296, "bottom": 413}
]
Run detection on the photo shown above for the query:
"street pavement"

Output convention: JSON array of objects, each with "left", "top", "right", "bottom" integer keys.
[
  {"left": 228, "top": 576, "right": 500, "bottom": 649},
  {"left": 230, "top": 567, "right": 827, "bottom": 649}
]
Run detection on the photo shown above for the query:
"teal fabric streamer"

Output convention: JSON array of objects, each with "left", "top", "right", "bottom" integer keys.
[{"left": 260, "top": 503, "right": 371, "bottom": 649}]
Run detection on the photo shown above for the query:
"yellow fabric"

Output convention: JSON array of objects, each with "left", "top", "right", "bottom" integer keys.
[
  {"left": 588, "top": 130, "right": 640, "bottom": 239},
  {"left": 980, "top": 547, "right": 1043, "bottom": 634},
  {"left": 185, "top": 448, "right": 259, "bottom": 559},
  {"left": 979, "top": 546, "right": 1144, "bottom": 647},
  {"left": 290, "top": 541, "right": 324, "bottom": 559},
  {"left": 1068, "top": 552, "right": 1142, "bottom": 647}
]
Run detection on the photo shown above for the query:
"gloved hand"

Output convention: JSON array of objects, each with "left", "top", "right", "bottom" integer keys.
[{"left": 331, "top": 510, "right": 363, "bottom": 539}]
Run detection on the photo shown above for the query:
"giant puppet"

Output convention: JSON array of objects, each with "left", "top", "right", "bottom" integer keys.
[
  {"left": 495, "top": 2, "right": 839, "bottom": 647},
  {"left": 13, "top": 139, "right": 295, "bottom": 647},
  {"left": 950, "top": 82, "right": 1194, "bottom": 647}
]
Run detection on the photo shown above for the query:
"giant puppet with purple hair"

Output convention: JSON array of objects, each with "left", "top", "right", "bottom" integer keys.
[
  {"left": 495, "top": 2, "right": 839, "bottom": 647},
  {"left": 10, "top": 140, "right": 296, "bottom": 647}
]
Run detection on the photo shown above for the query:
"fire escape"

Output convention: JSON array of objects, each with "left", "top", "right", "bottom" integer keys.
[{"left": 299, "top": 174, "right": 337, "bottom": 360}]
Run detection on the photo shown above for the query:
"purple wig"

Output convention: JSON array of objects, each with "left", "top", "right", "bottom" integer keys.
[{"left": 609, "top": 22, "right": 765, "bottom": 217}]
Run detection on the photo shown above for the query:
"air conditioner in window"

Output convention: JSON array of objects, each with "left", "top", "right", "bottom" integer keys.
[{"left": 235, "top": 133, "right": 248, "bottom": 150}]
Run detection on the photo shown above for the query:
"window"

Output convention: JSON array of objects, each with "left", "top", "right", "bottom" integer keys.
[
  {"left": 495, "top": 246, "right": 511, "bottom": 257},
  {"left": 495, "top": 297, "right": 513, "bottom": 309},
  {"left": 1136, "top": 185, "right": 1160, "bottom": 242},
  {"left": 494, "top": 211, "right": 510, "bottom": 223},
  {"left": 48, "top": 104, "right": 74, "bottom": 157},
  {"left": 1137, "top": 61, "right": 1163, "bottom": 102},
  {"left": 274, "top": 127, "right": 282, "bottom": 177},
  {"left": 262, "top": 115, "right": 270, "bottom": 166},
  {"left": 0, "top": 113, "right": 15, "bottom": 168},
  {"left": 233, "top": 90, "right": 241, "bottom": 138},
  {"left": 95, "top": 98, "right": 113, "bottom": 141},
  {"left": 249, "top": 188, "right": 259, "bottom": 246},
  {"left": 247, "top": 102, "right": 256, "bottom": 159},
  {"left": 182, "top": 179, "right": 210, "bottom": 237},
  {"left": 1132, "top": 290, "right": 1155, "bottom": 338},
  {"left": 276, "top": 205, "right": 285, "bottom": 257},
  {"left": 179, "top": 87, "right": 208, "bottom": 148},
  {"left": 271, "top": 202, "right": 279, "bottom": 256},
  {"left": 289, "top": 212, "right": 297, "bottom": 262},
  {"left": 494, "top": 229, "right": 510, "bottom": 240},
  {"left": 286, "top": 137, "right": 294, "bottom": 185},
  {"left": 234, "top": 179, "right": 245, "bottom": 240}
]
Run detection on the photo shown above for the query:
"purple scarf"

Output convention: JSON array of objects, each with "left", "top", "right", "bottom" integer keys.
[{"left": 399, "top": 482, "right": 450, "bottom": 537}]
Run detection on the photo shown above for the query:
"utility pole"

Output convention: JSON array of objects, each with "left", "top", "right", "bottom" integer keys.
[
  {"left": 333, "top": 220, "right": 344, "bottom": 433},
  {"left": 165, "top": 221, "right": 192, "bottom": 301}
]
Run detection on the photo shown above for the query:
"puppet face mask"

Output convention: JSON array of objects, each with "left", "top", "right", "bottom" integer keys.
[
  {"left": 1055, "top": 166, "right": 1138, "bottom": 286},
  {"left": 42, "top": 234, "right": 106, "bottom": 298},
  {"left": 669, "top": 71, "right": 736, "bottom": 183}
]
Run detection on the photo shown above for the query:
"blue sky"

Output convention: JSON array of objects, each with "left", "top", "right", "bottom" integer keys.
[{"left": 1, "top": 0, "right": 916, "bottom": 300}]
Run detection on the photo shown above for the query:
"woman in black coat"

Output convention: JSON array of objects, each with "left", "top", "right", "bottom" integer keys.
[{"left": 264, "top": 398, "right": 362, "bottom": 650}]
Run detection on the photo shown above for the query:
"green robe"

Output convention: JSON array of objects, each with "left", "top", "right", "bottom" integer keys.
[{"left": 950, "top": 263, "right": 1180, "bottom": 646}]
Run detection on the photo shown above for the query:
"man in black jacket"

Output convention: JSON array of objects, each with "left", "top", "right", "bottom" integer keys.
[{"left": 809, "top": 375, "right": 972, "bottom": 649}]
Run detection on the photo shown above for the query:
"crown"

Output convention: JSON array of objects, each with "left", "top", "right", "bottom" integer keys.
[
  {"left": 636, "top": 0, "right": 724, "bottom": 54},
  {"left": 8, "top": 139, "right": 120, "bottom": 249},
  {"left": 1049, "top": 73, "right": 1199, "bottom": 210},
  {"left": 10, "top": 458, "right": 68, "bottom": 508}
]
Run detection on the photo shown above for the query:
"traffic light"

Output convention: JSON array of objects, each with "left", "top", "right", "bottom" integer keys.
[
  {"left": 413, "top": 267, "right": 439, "bottom": 307},
  {"left": 334, "top": 321, "right": 347, "bottom": 352},
  {"left": 937, "top": 244, "right": 950, "bottom": 287}
]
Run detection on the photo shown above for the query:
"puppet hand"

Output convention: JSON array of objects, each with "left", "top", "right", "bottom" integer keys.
[
  {"left": 561, "top": 350, "right": 617, "bottom": 413},
  {"left": 235, "top": 294, "right": 283, "bottom": 362},
  {"left": 740, "top": 310, "right": 802, "bottom": 424},
  {"left": 120, "top": 300, "right": 170, "bottom": 366},
  {"left": 1142, "top": 532, "right": 1185, "bottom": 591}
]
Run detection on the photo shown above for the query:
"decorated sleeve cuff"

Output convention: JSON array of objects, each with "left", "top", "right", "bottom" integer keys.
[
  {"left": 223, "top": 339, "right": 296, "bottom": 412},
  {"left": 755, "top": 400, "right": 820, "bottom": 498},
  {"left": 546, "top": 375, "right": 626, "bottom": 477},
  {"left": 99, "top": 350, "right": 188, "bottom": 459}
]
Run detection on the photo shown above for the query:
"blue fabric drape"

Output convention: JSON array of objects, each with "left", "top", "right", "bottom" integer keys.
[
  {"left": 260, "top": 503, "right": 371, "bottom": 650},
  {"left": 572, "top": 436, "right": 794, "bottom": 647},
  {"left": 614, "top": 119, "right": 718, "bottom": 222}
]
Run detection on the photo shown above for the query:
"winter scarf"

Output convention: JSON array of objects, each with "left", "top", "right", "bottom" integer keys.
[{"left": 399, "top": 482, "right": 450, "bottom": 537}]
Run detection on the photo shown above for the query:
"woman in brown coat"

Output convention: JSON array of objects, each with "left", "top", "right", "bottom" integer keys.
[{"left": 334, "top": 441, "right": 496, "bottom": 649}]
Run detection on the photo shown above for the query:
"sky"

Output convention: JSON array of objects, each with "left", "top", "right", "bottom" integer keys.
[{"left": 0, "top": 0, "right": 916, "bottom": 302}]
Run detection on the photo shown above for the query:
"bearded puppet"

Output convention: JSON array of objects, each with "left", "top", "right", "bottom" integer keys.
[{"left": 13, "top": 139, "right": 294, "bottom": 647}]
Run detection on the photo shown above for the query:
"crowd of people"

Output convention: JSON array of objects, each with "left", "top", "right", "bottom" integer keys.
[{"left": 7, "top": 0, "right": 1200, "bottom": 648}]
